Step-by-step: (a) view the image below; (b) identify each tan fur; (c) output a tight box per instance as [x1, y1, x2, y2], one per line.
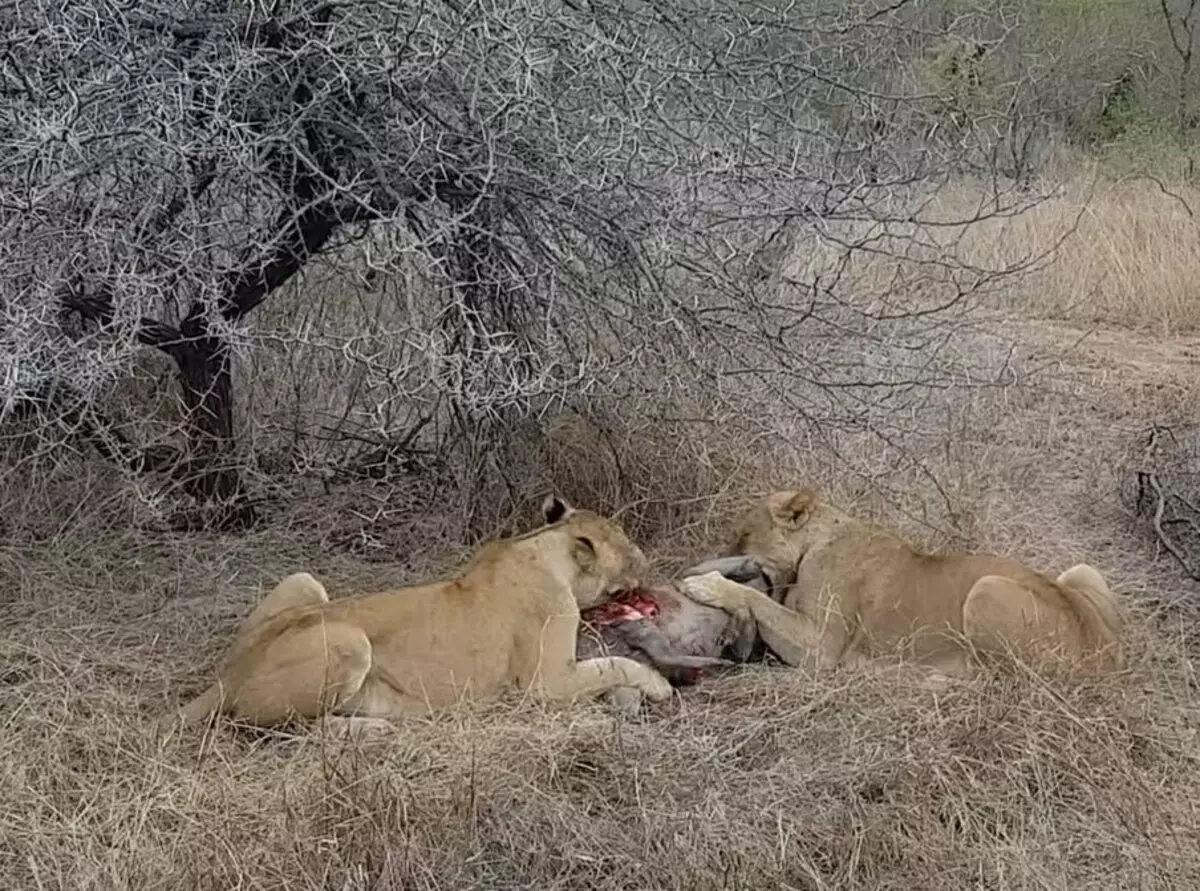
[168, 498, 673, 731]
[681, 487, 1127, 679]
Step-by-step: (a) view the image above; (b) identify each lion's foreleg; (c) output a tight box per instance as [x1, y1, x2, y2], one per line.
[163, 681, 225, 733]
[682, 555, 772, 591]
[316, 715, 398, 740]
[681, 572, 842, 670]
[537, 656, 673, 704]
[533, 612, 674, 705]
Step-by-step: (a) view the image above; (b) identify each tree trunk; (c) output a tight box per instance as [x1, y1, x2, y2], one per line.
[171, 312, 256, 528]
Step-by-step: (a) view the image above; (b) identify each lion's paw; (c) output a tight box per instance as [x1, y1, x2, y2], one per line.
[640, 670, 674, 703]
[680, 571, 742, 611]
[320, 716, 397, 742]
[683, 555, 763, 584]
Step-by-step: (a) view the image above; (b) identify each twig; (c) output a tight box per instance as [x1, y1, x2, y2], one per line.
[1137, 426, 1200, 580]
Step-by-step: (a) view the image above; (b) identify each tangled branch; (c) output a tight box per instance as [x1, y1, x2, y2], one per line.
[0, 0, 1063, 533]
[1133, 425, 1200, 580]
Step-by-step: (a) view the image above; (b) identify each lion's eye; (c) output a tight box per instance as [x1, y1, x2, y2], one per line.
[575, 536, 595, 555]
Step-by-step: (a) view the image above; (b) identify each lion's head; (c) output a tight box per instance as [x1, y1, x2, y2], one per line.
[541, 495, 650, 609]
[726, 487, 826, 590]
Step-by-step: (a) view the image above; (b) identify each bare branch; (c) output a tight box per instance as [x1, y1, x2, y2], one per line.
[0, 0, 1070, 533]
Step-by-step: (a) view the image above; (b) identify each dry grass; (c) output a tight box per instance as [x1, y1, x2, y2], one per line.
[2, 528, 1199, 890]
[3, 540, 1199, 891]
[951, 173, 1200, 334]
[8, 172, 1200, 888]
[762, 173, 1200, 352]
[804, 171, 1200, 334]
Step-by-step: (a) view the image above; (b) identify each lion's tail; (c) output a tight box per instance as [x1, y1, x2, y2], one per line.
[166, 682, 225, 730]
[1055, 563, 1126, 670]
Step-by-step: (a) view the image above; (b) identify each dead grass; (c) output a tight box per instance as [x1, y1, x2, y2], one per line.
[951, 173, 1200, 334]
[799, 172, 1200, 334]
[2, 533, 1199, 891]
[6, 349, 1200, 890]
[8, 171, 1200, 888]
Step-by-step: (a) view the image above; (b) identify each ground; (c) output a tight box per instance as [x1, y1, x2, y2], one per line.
[4, 307, 1200, 889]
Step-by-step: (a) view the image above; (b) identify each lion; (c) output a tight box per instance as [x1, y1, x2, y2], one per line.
[680, 487, 1127, 680]
[167, 496, 674, 732]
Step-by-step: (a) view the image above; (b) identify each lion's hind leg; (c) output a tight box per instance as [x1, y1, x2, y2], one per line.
[217, 618, 374, 727]
[1057, 563, 1110, 596]
[166, 574, 343, 733]
[238, 572, 331, 636]
[1054, 563, 1125, 671]
[962, 575, 1081, 671]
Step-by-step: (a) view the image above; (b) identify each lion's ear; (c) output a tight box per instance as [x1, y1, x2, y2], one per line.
[771, 488, 817, 529]
[572, 535, 597, 570]
[542, 494, 573, 524]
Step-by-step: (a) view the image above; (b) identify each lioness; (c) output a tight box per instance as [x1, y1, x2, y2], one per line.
[681, 487, 1126, 678]
[168, 497, 673, 731]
